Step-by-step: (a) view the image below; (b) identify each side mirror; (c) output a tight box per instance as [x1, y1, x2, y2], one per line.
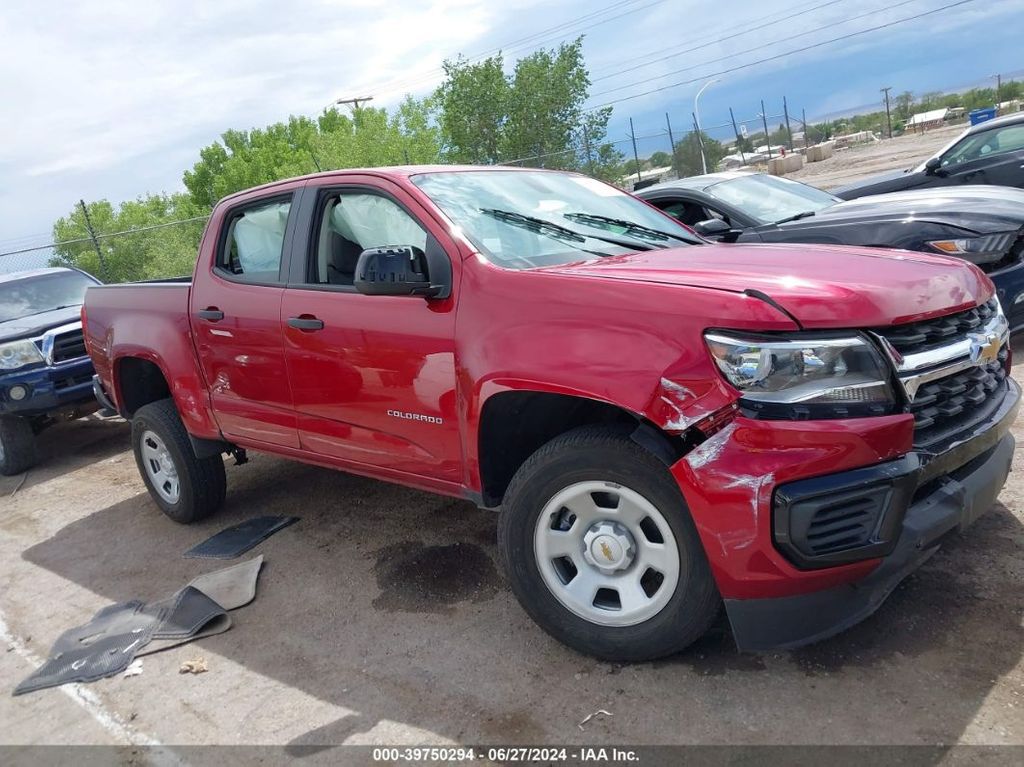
[354, 245, 441, 297]
[924, 157, 945, 176]
[694, 218, 733, 238]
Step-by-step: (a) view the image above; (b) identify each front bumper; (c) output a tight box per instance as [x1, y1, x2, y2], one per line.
[727, 429, 1014, 651]
[0, 356, 97, 418]
[672, 376, 1020, 652]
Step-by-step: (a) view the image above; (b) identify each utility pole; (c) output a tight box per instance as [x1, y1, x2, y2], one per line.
[78, 199, 107, 281]
[994, 73, 1002, 103]
[881, 86, 893, 138]
[665, 113, 678, 176]
[629, 117, 641, 183]
[330, 96, 374, 111]
[783, 96, 794, 150]
[760, 100, 772, 160]
[802, 109, 810, 149]
[729, 107, 746, 165]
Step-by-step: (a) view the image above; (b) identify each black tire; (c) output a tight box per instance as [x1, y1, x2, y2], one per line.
[0, 415, 37, 476]
[131, 399, 226, 524]
[498, 425, 720, 661]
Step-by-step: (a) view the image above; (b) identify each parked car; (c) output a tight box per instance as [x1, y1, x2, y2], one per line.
[1, 267, 101, 474]
[84, 167, 1017, 660]
[834, 111, 1024, 199]
[638, 173, 1024, 333]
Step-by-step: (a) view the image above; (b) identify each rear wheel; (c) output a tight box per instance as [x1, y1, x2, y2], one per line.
[498, 426, 720, 661]
[132, 399, 226, 523]
[0, 415, 37, 476]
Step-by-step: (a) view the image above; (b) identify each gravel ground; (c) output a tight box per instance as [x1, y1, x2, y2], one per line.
[1, 349, 1022, 756]
[787, 124, 965, 191]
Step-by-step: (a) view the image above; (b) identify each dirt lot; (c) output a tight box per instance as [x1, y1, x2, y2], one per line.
[1, 350, 1022, 757]
[787, 124, 964, 191]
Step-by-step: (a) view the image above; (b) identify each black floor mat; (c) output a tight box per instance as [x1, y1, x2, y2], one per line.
[14, 601, 163, 695]
[184, 516, 299, 559]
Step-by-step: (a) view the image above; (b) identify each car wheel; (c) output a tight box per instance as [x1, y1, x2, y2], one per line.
[0, 415, 38, 476]
[498, 425, 720, 661]
[132, 399, 226, 524]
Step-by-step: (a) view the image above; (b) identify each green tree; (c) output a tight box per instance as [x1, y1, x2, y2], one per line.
[673, 132, 725, 177]
[51, 194, 206, 282]
[895, 91, 915, 120]
[648, 151, 672, 168]
[735, 135, 754, 153]
[434, 37, 621, 178]
[434, 54, 509, 164]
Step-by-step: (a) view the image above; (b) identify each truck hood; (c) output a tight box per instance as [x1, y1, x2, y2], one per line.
[544, 243, 991, 328]
[0, 305, 82, 343]
[817, 185, 1024, 234]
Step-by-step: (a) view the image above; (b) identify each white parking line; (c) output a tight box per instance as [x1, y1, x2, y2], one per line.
[0, 607, 178, 756]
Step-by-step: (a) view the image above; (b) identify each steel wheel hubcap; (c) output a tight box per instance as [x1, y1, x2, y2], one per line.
[140, 430, 180, 504]
[533, 481, 680, 627]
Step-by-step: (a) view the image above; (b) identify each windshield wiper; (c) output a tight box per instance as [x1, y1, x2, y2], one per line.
[481, 208, 653, 252]
[563, 212, 694, 244]
[15, 303, 82, 319]
[775, 210, 817, 225]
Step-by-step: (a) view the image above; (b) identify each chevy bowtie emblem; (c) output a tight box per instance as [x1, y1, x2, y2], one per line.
[968, 332, 1001, 364]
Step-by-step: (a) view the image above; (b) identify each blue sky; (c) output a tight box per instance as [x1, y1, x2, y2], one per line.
[0, 0, 1021, 269]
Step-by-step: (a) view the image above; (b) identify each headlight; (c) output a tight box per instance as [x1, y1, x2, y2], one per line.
[927, 232, 1017, 264]
[704, 332, 894, 408]
[0, 340, 45, 371]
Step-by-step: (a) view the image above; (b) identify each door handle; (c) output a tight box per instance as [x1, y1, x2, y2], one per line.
[287, 316, 325, 331]
[197, 308, 224, 321]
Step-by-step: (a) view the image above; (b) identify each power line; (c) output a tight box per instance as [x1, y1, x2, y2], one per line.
[588, 0, 980, 110]
[590, 0, 922, 100]
[348, 0, 667, 100]
[590, 0, 849, 82]
[0, 216, 209, 259]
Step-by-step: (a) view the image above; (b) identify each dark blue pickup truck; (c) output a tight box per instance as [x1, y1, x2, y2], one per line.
[1, 267, 101, 474]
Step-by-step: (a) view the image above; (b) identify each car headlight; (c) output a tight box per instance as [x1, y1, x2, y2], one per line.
[927, 232, 1017, 264]
[0, 340, 45, 371]
[704, 332, 895, 412]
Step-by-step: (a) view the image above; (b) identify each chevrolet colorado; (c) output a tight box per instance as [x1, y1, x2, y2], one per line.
[84, 167, 1019, 660]
[1, 267, 100, 474]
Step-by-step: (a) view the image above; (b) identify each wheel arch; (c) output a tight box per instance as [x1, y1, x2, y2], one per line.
[475, 388, 690, 508]
[114, 355, 172, 417]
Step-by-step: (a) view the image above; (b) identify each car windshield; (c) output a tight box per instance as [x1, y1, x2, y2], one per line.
[412, 170, 701, 269]
[0, 271, 95, 323]
[704, 174, 839, 225]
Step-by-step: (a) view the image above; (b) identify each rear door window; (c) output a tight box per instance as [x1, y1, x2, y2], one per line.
[218, 198, 292, 283]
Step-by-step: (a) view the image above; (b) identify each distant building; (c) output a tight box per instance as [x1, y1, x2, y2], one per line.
[623, 165, 675, 191]
[905, 108, 951, 132]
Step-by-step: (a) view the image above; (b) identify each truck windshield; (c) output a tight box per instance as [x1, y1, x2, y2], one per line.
[412, 170, 701, 269]
[0, 271, 95, 323]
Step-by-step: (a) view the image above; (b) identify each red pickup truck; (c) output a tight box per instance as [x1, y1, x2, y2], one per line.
[84, 166, 1019, 660]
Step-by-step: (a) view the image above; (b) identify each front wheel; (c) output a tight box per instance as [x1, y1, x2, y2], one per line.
[0, 415, 37, 476]
[498, 426, 720, 661]
[132, 399, 226, 524]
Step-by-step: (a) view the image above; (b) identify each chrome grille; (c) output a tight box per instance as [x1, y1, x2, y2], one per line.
[910, 348, 1009, 451]
[876, 299, 998, 356]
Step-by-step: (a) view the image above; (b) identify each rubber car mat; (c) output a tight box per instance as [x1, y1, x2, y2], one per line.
[185, 555, 264, 610]
[14, 601, 163, 696]
[136, 587, 232, 657]
[184, 516, 299, 559]
[137, 556, 262, 656]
